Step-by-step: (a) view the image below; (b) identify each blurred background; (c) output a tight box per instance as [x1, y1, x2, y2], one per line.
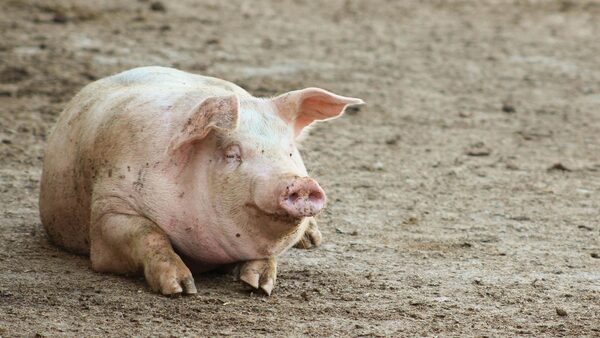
[1, 0, 599, 336]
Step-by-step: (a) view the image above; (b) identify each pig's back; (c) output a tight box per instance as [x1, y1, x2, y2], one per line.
[108, 66, 251, 97]
[39, 67, 250, 254]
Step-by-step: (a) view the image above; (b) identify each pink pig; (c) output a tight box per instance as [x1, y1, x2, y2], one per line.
[39, 66, 363, 295]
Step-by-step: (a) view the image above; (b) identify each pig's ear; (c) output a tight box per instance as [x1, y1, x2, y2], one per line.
[272, 88, 364, 137]
[168, 95, 239, 155]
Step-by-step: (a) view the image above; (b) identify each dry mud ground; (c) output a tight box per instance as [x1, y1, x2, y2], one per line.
[1, 0, 600, 336]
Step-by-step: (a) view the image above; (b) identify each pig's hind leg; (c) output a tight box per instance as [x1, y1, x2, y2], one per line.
[89, 212, 197, 295]
[294, 217, 322, 249]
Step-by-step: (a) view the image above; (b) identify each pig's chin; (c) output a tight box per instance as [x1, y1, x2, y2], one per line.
[243, 203, 304, 228]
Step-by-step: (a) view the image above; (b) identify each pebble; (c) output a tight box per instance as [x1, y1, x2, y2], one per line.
[52, 13, 69, 24]
[385, 135, 400, 145]
[547, 163, 571, 172]
[502, 101, 516, 113]
[466, 142, 491, 156]
[150, 1, 166, 12]
[301, 291, 310, 301]
[345, 106, 361, 115]
[556, 307, 568, 317]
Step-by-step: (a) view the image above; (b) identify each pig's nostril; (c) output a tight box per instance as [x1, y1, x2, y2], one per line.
[309, 191, 323, 202]
[289, 192, 299, 202]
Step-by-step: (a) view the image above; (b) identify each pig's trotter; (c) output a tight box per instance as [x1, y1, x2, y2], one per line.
[294, 217, 322, 249]
[90, 213, 197, 296]
[237, 257, 277, 296]
[143, 250, 197, 296]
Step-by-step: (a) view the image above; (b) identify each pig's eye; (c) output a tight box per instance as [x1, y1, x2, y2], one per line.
[224, 144, 242, 163]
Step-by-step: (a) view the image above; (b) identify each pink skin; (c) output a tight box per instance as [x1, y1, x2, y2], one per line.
[39, 66, 363, 295]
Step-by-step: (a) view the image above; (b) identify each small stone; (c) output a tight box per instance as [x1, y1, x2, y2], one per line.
[345, 106, 361, 115]
[150, 1, 166, 12]
[467, 149, 490, 156]
[556, 307, 568, 317]
[52, 13, 69, 24]
[350, 230, 359, 236]
[467, 148, 491, 157]
[466, 143, 491, 157]
[547, 163, 571, 172]
[385, 135, 400, 145]
[301, 291, 310, 301]
[502, 101, 516, 113]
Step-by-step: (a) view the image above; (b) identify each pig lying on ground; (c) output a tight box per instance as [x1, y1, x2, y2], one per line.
[39, 66, 363, 295]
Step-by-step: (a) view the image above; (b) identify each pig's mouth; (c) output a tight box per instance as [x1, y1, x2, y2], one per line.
[244, 203, 304, 226]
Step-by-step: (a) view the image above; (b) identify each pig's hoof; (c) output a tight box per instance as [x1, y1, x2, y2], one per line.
[294, 218, 322, 249]
[144, 254, 197, 296]
[237, 258, 277, 296]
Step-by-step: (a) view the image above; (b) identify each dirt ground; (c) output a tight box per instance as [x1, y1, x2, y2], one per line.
[1, 0, 600, 336]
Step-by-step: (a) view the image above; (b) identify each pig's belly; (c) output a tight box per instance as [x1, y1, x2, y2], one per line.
[163, 223, 252, 265]
[176, 235, 242, 265]
[165, 222, 296, 266]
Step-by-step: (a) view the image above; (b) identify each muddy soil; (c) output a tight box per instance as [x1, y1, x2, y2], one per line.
[1, 0, 600, 336]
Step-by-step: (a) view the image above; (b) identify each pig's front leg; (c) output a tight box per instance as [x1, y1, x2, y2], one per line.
[235, 257, 277, 296]
[294, 217, 322, 249]
[90, 213, 197, 295]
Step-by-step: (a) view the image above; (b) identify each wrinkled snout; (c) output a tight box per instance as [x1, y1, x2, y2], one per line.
[279, 177, 326, 218]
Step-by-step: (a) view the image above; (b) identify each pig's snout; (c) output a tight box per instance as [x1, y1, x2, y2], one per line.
[279, 177, 326, 218]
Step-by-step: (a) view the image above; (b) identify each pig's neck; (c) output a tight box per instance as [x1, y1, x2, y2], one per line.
[169, 147, 242, 264]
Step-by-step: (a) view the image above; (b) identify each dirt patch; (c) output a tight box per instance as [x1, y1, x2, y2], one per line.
[1, 0, 600, 336]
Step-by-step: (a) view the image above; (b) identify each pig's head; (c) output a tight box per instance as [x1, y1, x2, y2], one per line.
[169, 88, 363, 258]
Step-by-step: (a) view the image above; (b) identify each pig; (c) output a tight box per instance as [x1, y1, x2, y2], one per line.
[39, 66, 363, 295]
